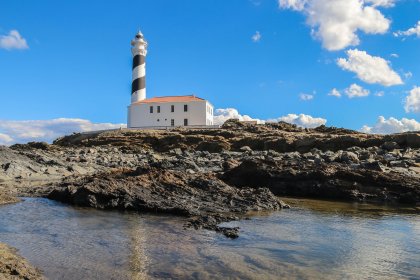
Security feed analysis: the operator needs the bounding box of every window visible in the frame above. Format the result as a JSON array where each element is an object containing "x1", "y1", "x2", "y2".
[
  {"x1": 171, "y1": 105, "x2": 174, "y2": 112},
  {"x1": 171, "y1": 119, "x2": 175, "y2": 126},
  {"x1": 184, "y1": 119, "x2": 188, "y2": 126},
  {"x1": 184, "y1": 104, "x2": 188, "y2": 112},
  {"x1": 150, "y1": 106, "x2": 153, "y2": 113},
  {"x1": 157, "y1": 106, "x2": 160, "y2": 113}
]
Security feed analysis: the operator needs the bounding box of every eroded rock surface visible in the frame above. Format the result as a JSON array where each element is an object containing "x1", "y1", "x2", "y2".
[
  {"x1": 48, "y1": 167, "x2": 285, "y2": 238},
  {"x1": 1, "y1": 120, "x2": 419, "y2": 237},
  {"x1": 222, "y1": 158, "x2": 420, "y2": 204},
  {"x1": 0, "y1": 194, "x2": 20, "y2": 205},
  {"x1": 0, "y1": 243, "x2": 44, "y2": 280}
]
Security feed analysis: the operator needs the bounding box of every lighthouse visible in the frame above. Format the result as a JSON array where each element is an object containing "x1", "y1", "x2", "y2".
[
  {"x1": 127, "y1": 31, "x2": 214, "y2": 128},
  {"x1": 131, "y1": 31, "x2": 148, "y2": 103}
]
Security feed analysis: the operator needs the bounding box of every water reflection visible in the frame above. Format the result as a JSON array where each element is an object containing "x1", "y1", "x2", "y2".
[
  {"x1": 129, "y1": 219, "x2": 149, "y2": 280},
  {"x1": 0, "y1": 198, "x2": 419, "y2": 279}
]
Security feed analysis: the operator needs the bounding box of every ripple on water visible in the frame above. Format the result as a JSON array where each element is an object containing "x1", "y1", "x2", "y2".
[{"x1": 0, "y1": 197, "x2": 419, "y2": 279}]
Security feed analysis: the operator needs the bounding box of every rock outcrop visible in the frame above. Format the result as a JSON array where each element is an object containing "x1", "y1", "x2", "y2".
[
  {"x1": 1, "y1": 120, "x2": 419, "y2": 237},
  {"x1": 48, "y1": 167, "x2": 285, "y2": 238},
  {"x1": 0, "y1": 243, "x2": 44, "y2": 280},
  {"x1": 0, "y1": 194, "x2": 20, "y2": 205},
  {"x1": 222, "y1": 158, "x2": 420, "y2": 204},
  {"x1": 53, "y1": 119, "x2": 420, "y2": 152}
]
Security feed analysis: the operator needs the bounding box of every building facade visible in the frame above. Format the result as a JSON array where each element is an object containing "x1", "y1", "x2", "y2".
[{"x1": 127, "y1": 31, "x2": 214, "y2": 128}]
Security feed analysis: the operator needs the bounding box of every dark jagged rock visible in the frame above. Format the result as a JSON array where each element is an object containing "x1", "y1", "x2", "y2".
[
  {"x1": 312, "y1": 125, "x2": 360, "y2": 135},
  {"x1": 186, "y1": 214, "x2": 241, "y2": 239},
  {"x1": 0, "y1": 243, "x2": 44, "y2": 280},
  {"x1": 222, "y1": 158, "x2": 420, "y2": 204},
  {"x1": 48, "y1": 167, "x2": 285, "y2": 238},
  {"x1": 11, "y1": 141, "x2": 51, "y2": 151},
  {"x1": 52, "y1": 122, "x2": 420, "y2": 153},
  {"x1": 1, "y1": 121, "x2": 420, "y2": 237}
]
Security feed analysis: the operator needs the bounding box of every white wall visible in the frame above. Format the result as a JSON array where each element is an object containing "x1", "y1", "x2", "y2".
[{"x1": 128, "y1": 100, "x2": 214, "y2": 128}]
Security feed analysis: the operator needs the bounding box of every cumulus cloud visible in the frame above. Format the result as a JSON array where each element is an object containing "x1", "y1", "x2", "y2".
[
  {"x1": 251, "y1": 31, "x2": 262, "y2": 42},
  {"x1": 404, "y1": 86, "x2": 420, "y2": 113},
  {"x1": 299, "y1": 93, "x2": 314, "y2": 101},
  {"x1": 365, "y1": 0, "x2": 395, "y2": 7},
  {"x1": 0, "y1": 118, "x2": 125, "y2": 145},
  {"x1": 269, "y1": 113, "x2": 327, "y2": 128},
  {"x1": 328, "y1": 88, "x2": 341, "y2": 97},
  {"x1": 278, "y1": 0, "x2": 391, "y2": 51},
  {"x1": 345, "y1": 84, "x2": 370, "y2": 98},
  {"x1": 337, "y1": 49, "x2": 403, "y2": 86},
  {"x1": 361, "y1": 116, "x2": 420, "y2": 134},
  {"x1": 213, "y1": 108, "x2": 263, "y2": 125},
  {"x1": 0, "y1": 30, "x2": 29, "y2": 50},
  {"x1": 394, "y1": 21, "x2": 420, "y2": 38},
  {"x1": 214, "y1": 108, "x2": 326, "y2": 128},
  {"x1": 0, "y1": 133, "x2": 14, "y2": 145}
]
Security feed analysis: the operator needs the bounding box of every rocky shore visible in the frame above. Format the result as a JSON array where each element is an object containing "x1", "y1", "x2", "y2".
[
  {"x1": 1, "y1": 120, "x2": 420, "y2": 238},
  {"x1": 48, "y1": 167, "x2": 285, "y2": 238},
  {"x1": 0, "y1": 194, "x2": 20, "y2": 206},
  {"x1": 0, "y1": 243, "x2": 43, "y2": 280}
]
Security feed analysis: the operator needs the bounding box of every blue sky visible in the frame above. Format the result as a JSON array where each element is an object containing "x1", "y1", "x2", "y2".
[{"x1": 0, "y1": 0, "x2": 419, "y2": 144}]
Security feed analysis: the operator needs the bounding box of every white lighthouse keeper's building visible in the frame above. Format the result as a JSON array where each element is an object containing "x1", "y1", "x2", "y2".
[{"x1": 127, "y1": 31, "x2": 214, "y2": 128}]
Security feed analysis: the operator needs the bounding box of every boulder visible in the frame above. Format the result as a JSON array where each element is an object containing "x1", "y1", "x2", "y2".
[
  {"x1": 239, "y1": 146, "x2": 252, "y2": 152},
  {"x1": 382, "y1": 141, "x2": 400, "y2": 151},
  {"x1": 340, "y1": 151, "x2": 359, "y2": 163}
]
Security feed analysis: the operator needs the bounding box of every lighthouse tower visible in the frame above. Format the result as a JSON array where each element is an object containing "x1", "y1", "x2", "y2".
[
  {"x1": 127, "y1": 31, "x2": 214, "y2": 128},
  {"x1": 130, "y1": 31, "x2": 148, "y2": 103}
]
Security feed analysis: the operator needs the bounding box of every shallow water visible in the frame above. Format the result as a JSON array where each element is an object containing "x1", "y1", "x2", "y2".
[{"x1": 0, "y1": 198, "x2": 419, "y2": 279}]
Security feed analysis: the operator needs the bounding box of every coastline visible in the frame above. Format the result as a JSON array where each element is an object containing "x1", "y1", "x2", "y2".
[{"x1": 0, "y1": 120, "x2": 419, "y2": 276}]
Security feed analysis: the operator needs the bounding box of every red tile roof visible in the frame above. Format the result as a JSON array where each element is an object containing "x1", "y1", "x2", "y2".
[{"x1": 134, "y1": 95, "x2": 205, "y2": 104}]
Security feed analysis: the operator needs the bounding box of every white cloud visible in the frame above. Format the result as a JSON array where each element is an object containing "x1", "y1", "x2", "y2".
[
  {"x1": 214, "y1": 108, "x2": 326, "y2": 128},
  {"x1": 337, "y1": 49, "x2": 403, "y2": 86},
  {"x1": 328, "y1": 88, "x2": 341, "y2": 97},
  {"x1": 345, "y1": 84, "x2": 370, "y2": 98},
  {"x1": 270, "y1": 113, "x2": 327, "y2": 128},
  {"x1": 252, "y1": 31, "x2": 262, "y2": 42},
  {"x1": 214, "y1": 108, "x2": 264, "y2": 125},
  {"x1": 375, "y1": 91, "x2": 384, "y2": 97},
  {"x1": 404, "y1": 86, "x2": 420, "y2": 113},
  {"x1": 365, "y1": 0, "x2": 395, "y2": 7},
  {"x1": 390, "y1": 53, "x2": 399, "y2": 58},
  {"x1": 278, "y1": 0, "x2": 307, "y2": 10},
  {"x1": 278, "y1": 0, "x2": 391, "y2": 51},
  {"x1": 0, "y1": 30, "x2": 29, "y2": 50},
  {"x1": 0, "y1": 133, "x2": 14, "y2": 145},
  {"x1": 394, "y1": 21, "x2": 420, "y2": 38},
  {"x1": 299, "y1": 93, "x2": 314, "y2": 101},
  {"x1": 361, "y1": 116, "x2": 420, "y2": 134},
  {"x1": 0, "y1": 118, "x2": 125, "y2": 145}
]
